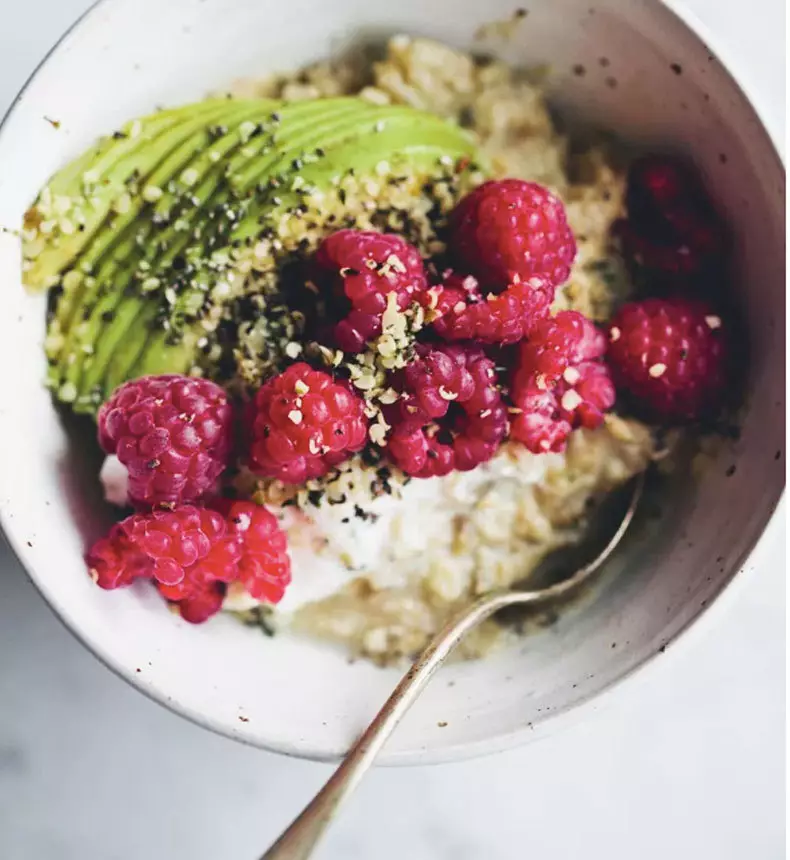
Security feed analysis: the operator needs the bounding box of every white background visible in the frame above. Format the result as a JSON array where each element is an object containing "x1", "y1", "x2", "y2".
[{"x1": 0, "y1": 1, "x2": 785, "y2": 858}]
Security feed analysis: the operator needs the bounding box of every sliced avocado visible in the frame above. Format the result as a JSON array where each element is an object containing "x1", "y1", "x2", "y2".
[
  {"x1": 91, "y1": 103, "x2": 461, "y2": 397},
  {"x1": 232, "y1": 107, "x2": 478, "y2": 243},
  {"x1": 74, "y1": 100, "x2": 384, "y2": 400},
  {"x1": 65, "y1": 98, "x2": 364, "y2": 338},
  {"x1": 69, "y1": 100, "x2": 378, "y2": 407},
  {"x1": 29, "y1": 96, "x2": 484, "y2": 413},
  {"x1": 24, "y1": 100, "x2": 242, "y2": 290},
  {"x1": 50, "y1": 100, "x2": 280, "y2": 333},
  {"x1": 55, "y1": 101, "x2": 282, "y2": 388}
]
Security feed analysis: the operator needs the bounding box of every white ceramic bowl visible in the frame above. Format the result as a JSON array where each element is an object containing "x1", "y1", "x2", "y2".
[{"x1": 0, "y1": 0, "x2": 784, "y2": 764}]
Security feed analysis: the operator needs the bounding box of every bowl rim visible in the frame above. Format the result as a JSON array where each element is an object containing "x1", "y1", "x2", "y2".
[{"x1": 0, "y1": 0, "x2": 784, "y2": 766}]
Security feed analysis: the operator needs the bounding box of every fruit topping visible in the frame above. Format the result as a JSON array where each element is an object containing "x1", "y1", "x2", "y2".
[
  {"x1": 616, "y1": 156, "x2": 725, "y2": 282},
  {"x1": 510, "y1": 311, "x2": 615, "y2": 453},
  {"x1": 448, "y1": 179, "x2": 577, "y2": 289},
  {"x1": 606, "y1": 297, "x2": 728, "y2": 421},
  {"x1": 385, "y1": 344, "x2": 508, "y2": 477},
  {"x1": 213, "y1": 499, "x2": 292, "y2": 605},
  {"x1": 430, "y1": 272, "x2": 554, "y2": 345},
  {"x1": 247, "y1": 363, "x2": 369, "y2": 484},
  {"x1": 97, "y1": 374, "x2": 233, "y2": 509},
  {"x1": 314, "y1": 229, "x2": 428, "y2": 353},
  {"x1": 86, "y1": 501, "x2": 290, "y2": 622}
]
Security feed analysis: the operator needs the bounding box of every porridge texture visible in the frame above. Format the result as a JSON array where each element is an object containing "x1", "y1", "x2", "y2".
[
  {"x1": 221, "y1": 37, "x2": 656, "y2": 661},
  {"x1": 25, "y1": 31, "x2": 721, "y2": 663}
]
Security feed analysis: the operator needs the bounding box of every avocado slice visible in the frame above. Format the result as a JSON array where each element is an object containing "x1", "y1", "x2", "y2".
[
  {"x1": 49, "y1": 100, "x2": 282, "y2": 337},
  {"x1": 69, "y1": 100, "x2": 378, "y2": 407},
  {"x1": 27, "y1": 96, "x2": 482, "y2": 412},
  {"x1": 56, "y1": 100, "x2": 286, "y2": 393},
  {"x1": 24, "y1": 100, "x2": 244, "y2": 291}
]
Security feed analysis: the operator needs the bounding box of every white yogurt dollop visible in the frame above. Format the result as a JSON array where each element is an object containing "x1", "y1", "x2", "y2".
[
  {"x1": 99, "y1": 455, "x2": 129, "y2": 507},
  {"x1": 225, "y1": 446, "x2": 564, "y2": 615}
]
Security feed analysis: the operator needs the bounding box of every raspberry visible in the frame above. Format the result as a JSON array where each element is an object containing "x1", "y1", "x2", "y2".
[
  {"x1": 618, "y1": 156, "x2": 725, "y2": 282},
  {"x1": 218, "y1": 499, "x2": 292, "y2": 604},
  {"x1": 449, "y1": 180, "x2": 577, "y2": 289},
  {"x1": 606, "y1": 297, "x2": 728, "y2": 421},
  {"x1": 615, "y1": 218, "x2": 723, "y2": 281},
  {"x1": 97, "y1": 374, "x2": 233, "y2": 509},
  {"x1": 314, "y1": 229, "x2": 428, "y2": 352},
  {"x1": 515, "y1": 311, "x2": 607, "y2": 389},
  {"x1": 509, "y1": 387, "x2": 572, "y2": 454},
  {"x1": 510, "y1": 311, "x2": 615, "y2": 453},
  {"x1": 87, "y1": 505, "x2": 242, "y2": 622},
  {"x1": 386, "y1": 345, "x2": 508, "y2": 477},
  {"x1": 392, "y1": 342, "x2": 495, "y2": 426},
  {"x1": 430, "y1": 273, "x2": 554, "y2": 345},
  {"x1": 626, "y1": 156, "x2": 691, "y2": 228},
  {"x1": 87, "y1": 500, "x2": 292, "y2": 622},
  {"x1": 173, "y1": 583, "x2": 226, "y2": 624},
  {"x1": 248, "y1": 363, "x2": 369, "y2": 484},
  {"x1": 560, "y1": 361, "x2": 616, "y2": 429}
]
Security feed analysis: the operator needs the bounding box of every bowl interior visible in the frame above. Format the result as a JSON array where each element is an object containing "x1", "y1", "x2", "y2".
[{"x1": 0, "y1": 0, "x2": 783, "y2": 763}]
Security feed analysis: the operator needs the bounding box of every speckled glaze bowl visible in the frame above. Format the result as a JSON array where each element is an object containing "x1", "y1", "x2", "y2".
[{"x1": 0, "y1": 0, "x2": 784, "y2": 763}]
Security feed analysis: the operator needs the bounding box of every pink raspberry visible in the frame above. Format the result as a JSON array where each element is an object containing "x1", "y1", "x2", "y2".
[
  {"x1": 87, "y1": 505, "x2": 242, "y2": 622},
  {"x1": 559, "y1": 361, "x2": 616, "y2": 430},
  {"x1": 430, "y1": 273, "x2": 554, "y2": 345},
  {"x1": 386, "y1": 345, "x2": 508, "y2": 478},
  {"x1": 626, "y1": 156, "x2": 692, "y2": 226},
  {"x1": 217, "y1": 499, "x2": 292, "y2": 604},
  {"x1": 448, "y1": 180, "x2": 577, "y2": 289},
  {"x1": 314, "y1": 229, "x2": 428, "y2": 352},
  {"x1": 515, "y1": 311, "x2": 607, "y2": 389},
  {"x1": 172, "y1": 582, "x2": 227, "y2": 624},
  {"x1": 606, "y1": 297, "x2": 728, "y2": 421},
  {"x1": 391, "y1": 342, "x2": 499, "y2": 427},
  {"x1": 509, "y1": 387, "x2": 572, "y2": 455},
  {"x1": 247, "y1": 363, "x2": 369, "y2": 484},
  {"x1": 97, "y1": 374, "x2": 233, "y2": 509},
  {"x1": 86, "y1": 501, "x2": 292, "y2": 623},
  {"x1": 510, "y1": 311, "x2": 615, "y2": 453}
]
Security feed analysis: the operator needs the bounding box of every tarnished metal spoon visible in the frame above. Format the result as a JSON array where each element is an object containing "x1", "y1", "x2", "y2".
[{"x1": 261, "y1": 472, "x2": 646, "y2": 860}]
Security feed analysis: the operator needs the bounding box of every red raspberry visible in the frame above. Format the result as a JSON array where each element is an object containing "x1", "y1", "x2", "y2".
[
  {"x1": 248, "y1": 363, "x2": 369, "y2": 484},
  {"x1": 97, "y1": 375, "x2": 233, "y2": 509},
  {"x1": 172, "y1": 583, "x2": 226, "y2": 624},
  {"x1": 516, "y1": 311, "x2": 607, "y2": 389},
  {"x1": 217, "y1": 499, "x2": 292, "y2": 604},
  {"x1": 509, "y1": 387, "x2": 572, "y2": 454},
  {"x1": 87, "y1": 505, "x2": 242, "y2": 622},
  {"x1": 314, "y1": 229, "x2": 428, "y2": 352},
  {"x1": 386, "y1": 345, "x2": 508, "y2": 478},
  {"x1": 392, "y1": 342, "x2": 498, "y2": 427},
  {"x1": 606, "y1": 297, "x2": 728, "y2": 421},
  {"x1": 510, "y1": 311, "x2": 615, "y2": 453},
  {"x1": 615, "y1": 218, "x2": 723, "y2": 281},
  {"x1": 430, "y1": 274, "x2": 554, "y2": 345},
  {"x1": 626, "y1": 156, "x2": 692, "y2": 228},
  {"x1": 87, "y1": 501, "x2": 292, "y2": 622},
  {"x1": 560, "y1": 361, "x2": 616, "y2": 430},
  {"x1": 618, "y1": 156, "x2": 725, "y2": 282},
  {"x1": 449, "y1": 180, "x2": 576, "y2": 289}
]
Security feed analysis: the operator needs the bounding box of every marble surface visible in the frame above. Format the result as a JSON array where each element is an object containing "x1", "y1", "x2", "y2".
[{"x1": 0, "y1": 1, "x2": 784, "y2": 858}]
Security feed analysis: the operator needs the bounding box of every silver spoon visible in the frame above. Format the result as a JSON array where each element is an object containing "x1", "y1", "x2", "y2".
[{"x1": 260, "y1": 472, "x2": 645, "y2": 860}]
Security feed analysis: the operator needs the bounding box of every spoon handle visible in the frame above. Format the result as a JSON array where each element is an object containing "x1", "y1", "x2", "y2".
[
  {"x1": 260, "y1": 589, "x2": 520, "y2": 860},
  {"x1": 260, "y1": 474, "x2": 645, "y2": 859}
]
